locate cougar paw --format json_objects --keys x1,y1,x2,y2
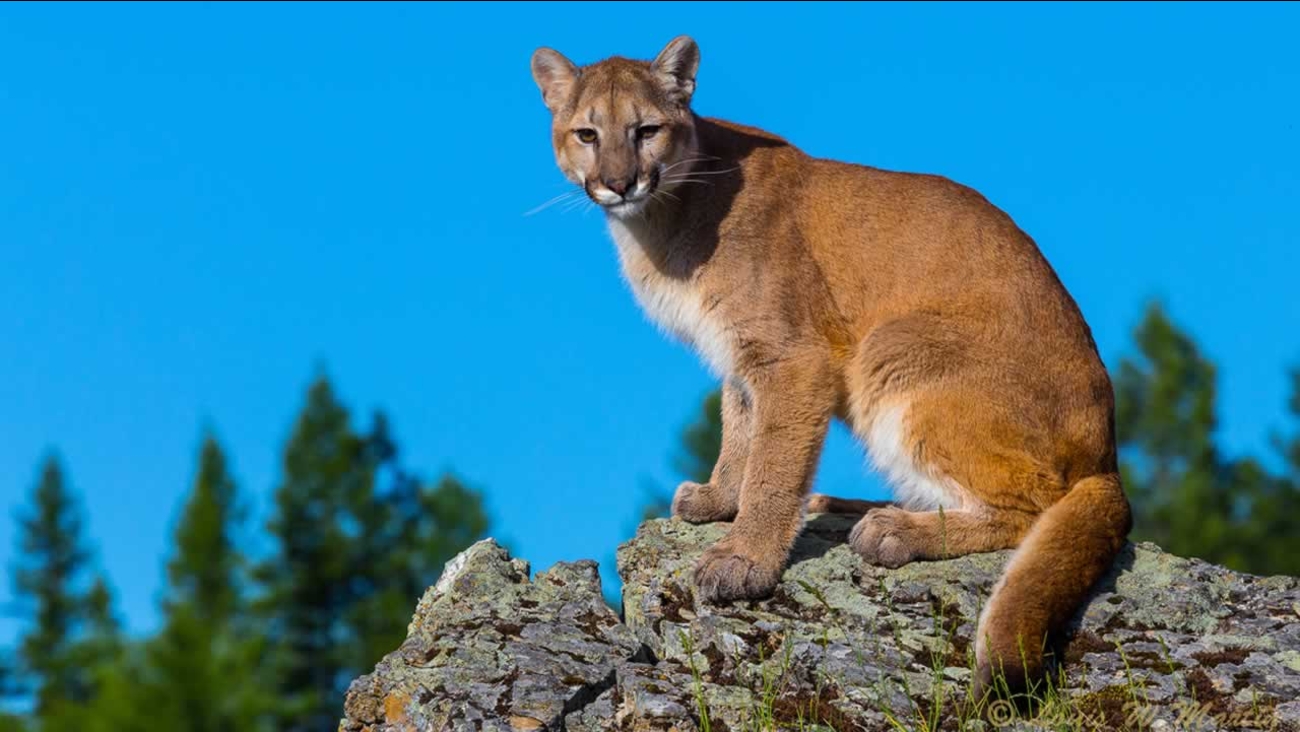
[
  {"x1": 850, "y1": 507, "x2": 919, "y2": 569},
  {"x1": 671, "y1": 481, "x2": 736, "y2": 523},
  {"x1": 693, "y1": 540, "x2": 781, "y2": 603}
]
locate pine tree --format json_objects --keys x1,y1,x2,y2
[
  {"x1": 342, "y1": 464, "x2": 490, "y2": 673},
  {"x1": 44, "y1": 576, "x2": 126, "y2": 732},
  {"x1": 166, "y1": 436, "x2": 243, "y2": 622},
  {"x1": 71, "y1": 576, "x2": 121, "y2": 679},
  {"x1": 257, "y1": 376, "x2": 489, "y2": 731},
  {"x1": 1114, "y1": 302, "x2": 1226, "y2": 559},
  {"x1": 11, "y1": 456, "x2": 94, "y2": 716},
  {"x1": 256, "y1": 378, "x2": 359, "y2": 731},
  {"x1": 1114, "y1": 303, "x2": 1300, "y2": 575},
  {"x1": 10, "y1": 456, "x2": 124, "y2": 731},
  {"x1": 134, "y1": 435, "x2": 272, "y2": 732}
]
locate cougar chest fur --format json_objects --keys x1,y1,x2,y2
[{"x1": 607, "y1": 217, "x2": 733, "y2": 378}]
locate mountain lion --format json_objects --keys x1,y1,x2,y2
[{"x1": 530, "y1": 36, "x2": 1132, "y2": 694}]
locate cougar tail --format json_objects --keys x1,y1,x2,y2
[{"x1": 973, "y1": 473, "x2": 1131, "y2": 698}]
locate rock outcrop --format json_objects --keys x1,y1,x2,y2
[{"x1": 340, "y1": 515, "x2": 1300, "y2": 731}]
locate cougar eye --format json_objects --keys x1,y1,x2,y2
[
  {"x1": 638, "y1": 125, "x2": 662, "y2": 140},
  {"x1": 575, "y1": 129, "x2": 598, "y2": 144}
]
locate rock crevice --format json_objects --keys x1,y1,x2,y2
[{"x1": 341, "y1": 516, "x2": 1300, "y2": 731}]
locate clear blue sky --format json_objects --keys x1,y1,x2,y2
[{"x1": 2, "y1": 2, "x2": 1298, "y2": 642}]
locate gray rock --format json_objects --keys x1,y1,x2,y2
[
  {"x1": 340, "y1": 517, "x2": 1300, "y2": 731},
  {"x1": 338, "y1": 539, "x2": 645, "y2": 731}
]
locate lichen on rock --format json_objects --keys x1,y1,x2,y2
[
  {"x1": 339, "y1": 539, "x2": 647, "y2": 731},
  {"x1": 340, "y1": 517, "x2": 1300, "y2": 731}
]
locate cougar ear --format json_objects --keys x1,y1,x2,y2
[
  {"x1": 651, "y1": 35, "x2": 699, "y2": 105},
  {"x1": 531, "y1": 48, "x2": 579, "y2": 113}
]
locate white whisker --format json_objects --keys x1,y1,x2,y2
[
  {"x1": 561, "y1": 196, "x2": 590, "y2": 213},
  {"x1": 524, "y1": 189, "x2": 582, "y2": 216}
]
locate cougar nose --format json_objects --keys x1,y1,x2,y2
[{"x1": 603, "y1": 176, "x2": 635, "y2": 196}]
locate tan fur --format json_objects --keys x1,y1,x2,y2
[{"x1": 531, "y1": 37, "x2": 1132, "y2": 695}]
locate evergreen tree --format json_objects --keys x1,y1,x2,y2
[
  {"x1": 166, "y1": 436, "x2": 243, "y2": 622},
  {"x1": 1114, "y1": 303, "x2": 1300, "y2": 575},
  {"x1": 43, "y1": 576, "x2": 126, "y2": 732},
  {"x1": 10, "y1": 455, "x2": 125, "y2": 731},
  {"x1": 256, "y1": 378, "x2": 359, "y2": 731},
  {"x1": 343, "y1": 468, "x2": 489, "y2": 674},
  {"x1": 11, "y1": 456, "x2": 95, "y2": 716},
  {"x1": 1114, "y1": 302, "x2": 1227, "y2": 559},
  {"x1": 71, "y1": 576, "x2": 122, "y2": 679},
  {"x1": 134, "y1": 435, "x2": 273, "y2": 732},
  {"x1": 257, "y1": 376, "x2": 489, "y2": 731}
]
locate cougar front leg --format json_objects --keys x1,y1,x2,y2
[
  {"x1": 672, "y1": 380, "x2": 753, "y2": 523},
  {"x1": 695, "y1": 358, "x2": 833, "y2": 602}
]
